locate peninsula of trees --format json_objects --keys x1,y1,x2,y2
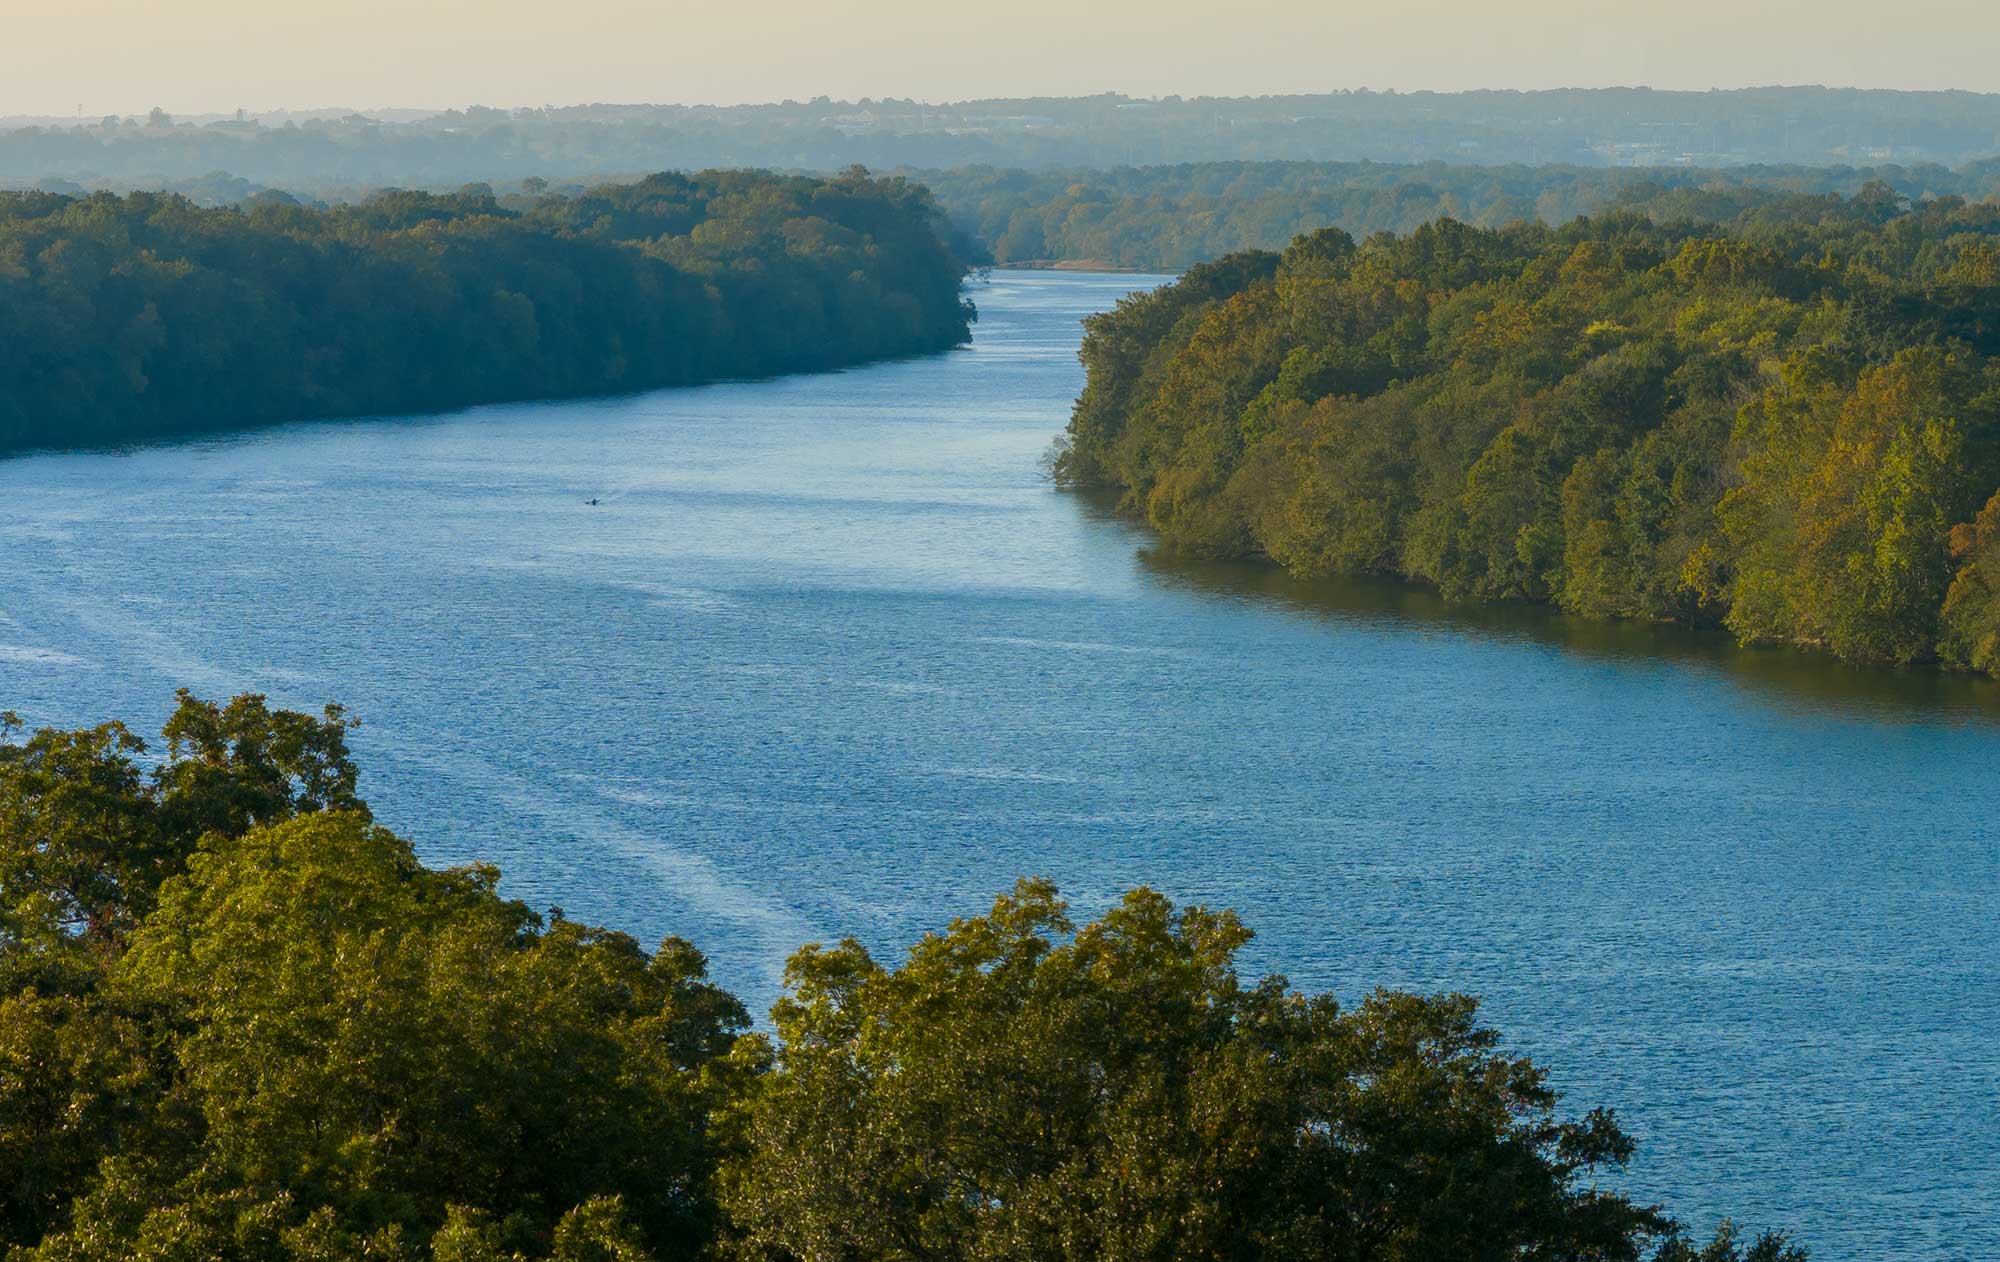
[
  {"x1": 1, "y1": 693, "x2": 1803, "y2": 1262},
  {"x1": 1058, "y1": 187, "x2": 2000, "y2": 675},
  {"x1": 0, "y1": 170, "x2": 973, "y2": 454}
]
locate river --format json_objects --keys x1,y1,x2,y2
[{"x1": 1, "y1": 272, "x2": 1994, "y2": 1260}]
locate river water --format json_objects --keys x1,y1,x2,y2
[{"x1": 1, "y1": 272, "x2": 1994, "y2": 1260}]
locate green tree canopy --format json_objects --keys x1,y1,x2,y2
[
  {"x1": 2, "y1": 698, "x2": 1807, "y2": 1262},
  {"x1": 0, "y1": 171, "x2": 973, "y2": 454},
  {"x1": 720, "y1": 879, "x2": 1801, "y2": 1262},
  {"x1": 1059, "y1": 191, "x2": 2000, "y2": 674},
  {"x1": 0, "y1": 690, "x2": 360, "y2": 986}
]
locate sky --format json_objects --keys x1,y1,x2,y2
[{"x1": 4, "y1": 0, "x2": 1998, "y2": 117}]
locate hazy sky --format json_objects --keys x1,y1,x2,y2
[{"x1": 6, "y1": 0, "x2": 1998, "y2": 117}]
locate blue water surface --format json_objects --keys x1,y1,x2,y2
[{"x1": 2, "y1": 272, "x2": 1995, "y2": 1261}]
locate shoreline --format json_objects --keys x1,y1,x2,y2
[{"x1": 987, "y1": 259, "x2": 1137, "y2": 273}]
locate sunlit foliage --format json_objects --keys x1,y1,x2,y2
[
  {"x1": 2, "y1": 698, "x2": 1806, "y2": 1261},
  {"x1": 1059, "y1": 188, "x2": 2000, "y2": 672}
]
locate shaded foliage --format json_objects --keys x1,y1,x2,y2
[{"x1": 0, "y1": 170, "x2": 972, "y2": 453}]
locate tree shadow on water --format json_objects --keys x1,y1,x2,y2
[{"x1": 1129, "y1": 544, "x2": 2000, "y2": 729}]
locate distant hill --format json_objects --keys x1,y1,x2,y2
[{"x1": 4, "y1": 88, "x2": 2000, "y2": 194}]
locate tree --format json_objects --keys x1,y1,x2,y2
[
  {"x1": 1940, "y1": 489, "x2": 2000, "y2": 672},
  {"x1": 0, "y1": 691, "x2": 363, "y2": 980},
  {"x1": 1057, "y1": 190, "x2": 2000, "y2": 676},
  {"x1": 154, "y1": 689, "x2": 365, "y2": 841},
  {"x1": 0, "y1": 174, "x2": 973, "y2": 454},
  {"x1": 21, "y1": 811, "x2": 747, "y2": 1262},
  {"x1": 720, "y1": 879, "x2": 1677, "y2": 1262},
  {"x1": 0, "y1": 991, "x2": 152, "y2": 1249},
  {"x1": 1721, "y1": 348, "x2": 1985, "y2": 662},
  {"x1": 0, "y1": 714, "x2": 162, "y2": 965},
  {"x1": 1, "y1": 702, "x2": 1813, "y2": 1261}
]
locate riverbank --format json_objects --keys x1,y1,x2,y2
[
  {"x1": 0, "y1": 174, "x2": 973, "y2": 455},
  {"x1": 1055, "y1": 208, "x2": 2000, "y2": 681},
  {"x1": 1, "y1": 272, "x2": 1990, "y2": 1262},
  {"x1": 988, "y1": 258, "x2": 1138, "y2": 273}
]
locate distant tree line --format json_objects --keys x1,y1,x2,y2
[
  {"x1": 1057, "y1": 186, "x2": 2000, "y2": 676},
  {"x1": 0, "y1": 693, "x2": 1804, "y2": 1262},
  {"x1": 0, "y1": 169, "x2": 973, "y2": 453},
  {"x1": 7, "y1": 87, "x2": 2000, "y2": 184},
  {"x1": 34, "y1": 158, "x2": 2000, "y2": 280},
  {"x1": 921, "y1": 160, "x2": 2000, "y2": 272}
]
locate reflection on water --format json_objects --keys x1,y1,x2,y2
[{"x1": 1133, "y1": 544, "x2": 2000, "y2": 726}]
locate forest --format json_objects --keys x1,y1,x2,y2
[
  {"x1": 0, "y1": 693, "x2": 1806, "y2": 1262},
  {"x1": 926, "y1": 159, "x2": 2000, "y2": 271},
  {"x1": 1057, "y1": 186, "x2": 2000, "y2": 676},
  {"x1": 0, "y1": 169, "x2": 972, "y2": 453},
  {"x1": 21, "y1": 157, "x2": 2000, "y2": 279}
]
